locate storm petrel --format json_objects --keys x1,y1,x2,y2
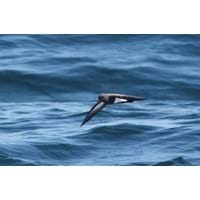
[{"x1": 81, "y1": 93, "x2": 145, "y2": 126}]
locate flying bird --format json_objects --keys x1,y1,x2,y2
[{"x1": 81, "y1": 93, "x2": 145, "y2": 126}]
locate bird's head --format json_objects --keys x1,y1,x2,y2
[
  {"x1": 98, "y1": 93, "x2": 108, "y2": 103},
  {"x1": 98, "y1": 93, "x2": 113, "y2": 104}
]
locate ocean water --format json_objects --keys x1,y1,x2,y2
[{"x1": 0, "y1": 34, "x2": 200, "y2": 166}]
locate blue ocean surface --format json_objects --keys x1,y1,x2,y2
[{"x1": 0, "y1": 34, "x2": 200, "y2": 166}]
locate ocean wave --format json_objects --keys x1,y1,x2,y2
[
  {"x1": 125, "y1": 156, "x2": 192, "y2": 166},
  {"x1": 32, "y1": 142, "x2": 93, "y2": 160},
  {"x1": 154, "y1": 156, "x2": 192, "y2": 166},
  {"x1": 0, "y1": 150, "x2": 36, "y2": 166},
  {"x1": 73, "y1": 123, "x2": 156, "y2": 141},
  {"x1": 0, "y1": 64, "x2": 200, "y2": 102}
]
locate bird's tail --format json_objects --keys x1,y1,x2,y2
[{"x1": 128, "y1": 96, "x2": 145, "y2": 102}]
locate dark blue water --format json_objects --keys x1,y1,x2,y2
[{"x1": 0, "y1": 34, "x2": 200, "y2": 166}]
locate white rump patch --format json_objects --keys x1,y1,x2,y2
[{"x1": 114, "y1": 98, "x2": 128, "y2": 104}]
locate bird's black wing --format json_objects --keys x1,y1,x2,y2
[{"x1": 81, "y1": 100, "x2": 106, "y2": 126}]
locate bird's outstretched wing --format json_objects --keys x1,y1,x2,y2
[
  {"x1": 113, "y1": 94, "x2": 145, "y2": 103},
  {"x1": 81, "y1": 100, "x2": 106, "y2": 126}
]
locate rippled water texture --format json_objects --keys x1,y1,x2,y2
[{"x1": 0, "y1": 34, "x2": 200, "y2": 165}]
